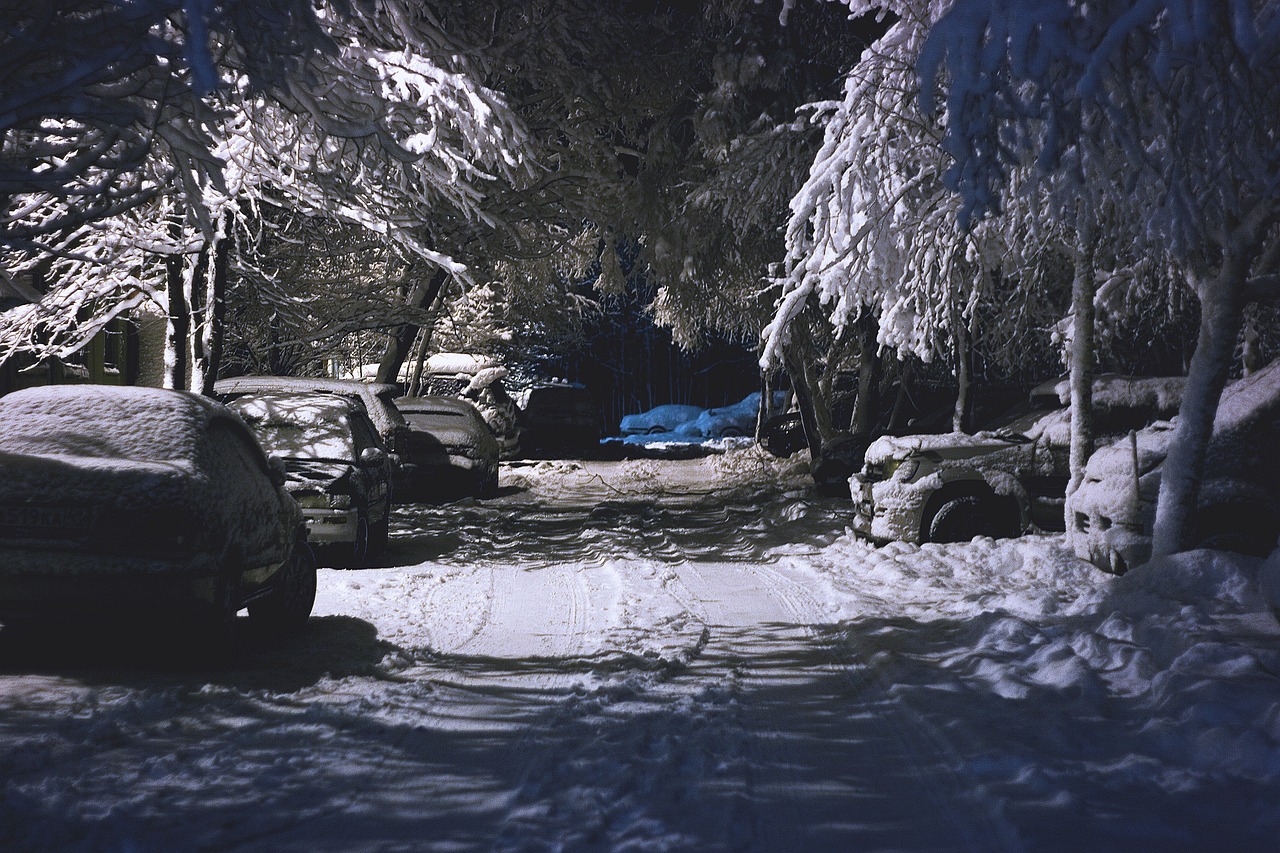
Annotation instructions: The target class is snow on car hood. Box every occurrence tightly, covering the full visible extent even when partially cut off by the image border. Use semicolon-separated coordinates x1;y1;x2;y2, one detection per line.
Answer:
864;431;1021;465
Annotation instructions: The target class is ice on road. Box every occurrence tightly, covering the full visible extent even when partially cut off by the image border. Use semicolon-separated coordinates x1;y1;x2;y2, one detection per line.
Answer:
3;451;1280;851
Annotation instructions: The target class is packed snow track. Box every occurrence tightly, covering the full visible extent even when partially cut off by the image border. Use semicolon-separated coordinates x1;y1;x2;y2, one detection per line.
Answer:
3;453;1280;851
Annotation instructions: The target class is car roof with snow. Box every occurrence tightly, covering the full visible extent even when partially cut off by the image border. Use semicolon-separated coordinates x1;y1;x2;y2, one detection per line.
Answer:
395;395;482;416
214;375;400;399
0;384;237;462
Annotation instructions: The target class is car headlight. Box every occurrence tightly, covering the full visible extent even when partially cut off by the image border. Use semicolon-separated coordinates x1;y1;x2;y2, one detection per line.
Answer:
884;457;919;480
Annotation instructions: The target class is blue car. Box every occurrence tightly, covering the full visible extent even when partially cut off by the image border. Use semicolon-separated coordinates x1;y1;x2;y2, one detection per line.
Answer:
619;404;705;436
676;392;762;439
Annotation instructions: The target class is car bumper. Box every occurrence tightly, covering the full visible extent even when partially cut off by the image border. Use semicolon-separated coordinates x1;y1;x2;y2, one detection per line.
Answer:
850;474;926;544
0;548;224;617
400;457;496;497
1073;518;1151;574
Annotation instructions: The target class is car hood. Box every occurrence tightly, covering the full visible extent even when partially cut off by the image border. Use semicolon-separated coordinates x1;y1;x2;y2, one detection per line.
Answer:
864;432;1024;466
1082;422;1175;480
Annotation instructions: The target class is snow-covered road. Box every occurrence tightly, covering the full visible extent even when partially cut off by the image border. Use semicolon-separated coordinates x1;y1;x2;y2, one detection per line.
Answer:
3;452;1280;851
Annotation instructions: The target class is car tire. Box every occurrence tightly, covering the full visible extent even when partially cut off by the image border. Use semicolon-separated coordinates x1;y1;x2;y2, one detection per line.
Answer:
249;538;317;635
187;558;242;661
352;514;371;565
926;493;1018;543
370;513;390;556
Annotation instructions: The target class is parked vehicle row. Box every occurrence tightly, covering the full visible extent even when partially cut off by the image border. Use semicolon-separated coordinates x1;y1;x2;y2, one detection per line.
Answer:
0;375;510;649
850;375;1186;546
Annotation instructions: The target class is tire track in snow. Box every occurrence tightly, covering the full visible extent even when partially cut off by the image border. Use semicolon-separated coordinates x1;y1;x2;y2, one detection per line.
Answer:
660;553;1025;852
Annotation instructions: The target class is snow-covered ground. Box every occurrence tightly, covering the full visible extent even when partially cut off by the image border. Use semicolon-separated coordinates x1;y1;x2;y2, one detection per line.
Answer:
3;448;1280;851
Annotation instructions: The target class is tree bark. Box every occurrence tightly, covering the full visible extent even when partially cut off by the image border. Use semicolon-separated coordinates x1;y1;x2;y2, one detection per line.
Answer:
375;267;448;386
849;312;880;439
163;223;189;391
1066;225;1097;519
951;312;972;433
1150;268;1246;559
198;231;229;394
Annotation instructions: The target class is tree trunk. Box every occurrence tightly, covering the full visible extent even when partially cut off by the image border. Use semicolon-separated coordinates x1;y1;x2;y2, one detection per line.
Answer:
376;267;448;386
200;231;229;394
1066;228;1097;520
849;313;880;439
951;313;972;433
163;240;189;391
1150;270;1247;559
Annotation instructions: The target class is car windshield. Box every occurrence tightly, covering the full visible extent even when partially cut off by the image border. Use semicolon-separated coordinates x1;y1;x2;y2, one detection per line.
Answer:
981;397;1061;440
229;395;358;462
248;417;356;463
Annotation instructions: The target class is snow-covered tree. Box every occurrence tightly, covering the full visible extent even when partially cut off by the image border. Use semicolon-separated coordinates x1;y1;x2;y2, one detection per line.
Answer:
763;1;1074;465
1;0;530;387
919;0;1280;558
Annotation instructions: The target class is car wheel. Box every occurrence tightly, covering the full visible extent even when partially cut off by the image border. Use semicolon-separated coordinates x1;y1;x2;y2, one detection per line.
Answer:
926;494;1018;543
249;538;317;635
351;513;371;565
369;513;390;556
187;559;242;660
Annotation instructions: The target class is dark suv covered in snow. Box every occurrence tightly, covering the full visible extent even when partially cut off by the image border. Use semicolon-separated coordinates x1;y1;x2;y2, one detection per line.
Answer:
1068;358;1280;573
850;375;1185;544
0;385;315;641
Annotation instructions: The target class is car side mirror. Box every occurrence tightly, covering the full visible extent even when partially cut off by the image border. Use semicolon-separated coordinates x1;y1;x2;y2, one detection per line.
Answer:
267;455;288;486
359;447;386;468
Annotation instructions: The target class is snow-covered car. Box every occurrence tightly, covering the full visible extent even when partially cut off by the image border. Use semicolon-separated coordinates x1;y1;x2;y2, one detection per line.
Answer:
420;354;523;459
394;395;500;499
1069;359;1280;574
215;376;409;478
619;404;705;436
227;392;394;565
850;375;1185;544
0;385;315;641
675;392;761;439
518;382;601;454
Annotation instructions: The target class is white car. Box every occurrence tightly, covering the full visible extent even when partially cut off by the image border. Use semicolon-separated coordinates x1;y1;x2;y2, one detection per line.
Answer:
0;385;315;643
1068;358;1280;573
850;375;1185;544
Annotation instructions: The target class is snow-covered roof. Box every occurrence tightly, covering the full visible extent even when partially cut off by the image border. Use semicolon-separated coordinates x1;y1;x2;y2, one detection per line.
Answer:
0;384;223;462
424;353;499;375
